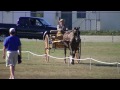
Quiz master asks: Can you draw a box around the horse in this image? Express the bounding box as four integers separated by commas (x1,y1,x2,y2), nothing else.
62,27,81,64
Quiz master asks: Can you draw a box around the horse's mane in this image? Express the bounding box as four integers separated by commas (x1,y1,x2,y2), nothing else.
63,27,80,42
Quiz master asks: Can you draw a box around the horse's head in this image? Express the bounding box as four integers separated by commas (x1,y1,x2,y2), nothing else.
73,27,81,42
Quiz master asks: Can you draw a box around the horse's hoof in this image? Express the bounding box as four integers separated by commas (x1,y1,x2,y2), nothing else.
77,61,80,64
71,62,74,65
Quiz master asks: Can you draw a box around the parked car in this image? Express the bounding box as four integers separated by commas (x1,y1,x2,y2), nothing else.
0,17,57,41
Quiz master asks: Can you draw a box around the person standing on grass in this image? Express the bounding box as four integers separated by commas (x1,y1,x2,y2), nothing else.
2,28,22,79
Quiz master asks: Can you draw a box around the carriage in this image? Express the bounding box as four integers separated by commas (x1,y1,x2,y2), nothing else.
44,28,81,64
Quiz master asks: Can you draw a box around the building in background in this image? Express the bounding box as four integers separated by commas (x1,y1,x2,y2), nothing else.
0,11,120,31
0,11,30,24
72,11,100,31
99,11,120,30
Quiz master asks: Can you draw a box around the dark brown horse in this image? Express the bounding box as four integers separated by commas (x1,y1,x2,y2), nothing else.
63,27,81,64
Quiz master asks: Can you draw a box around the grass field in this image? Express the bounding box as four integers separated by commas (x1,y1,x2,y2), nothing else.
0,39,120,79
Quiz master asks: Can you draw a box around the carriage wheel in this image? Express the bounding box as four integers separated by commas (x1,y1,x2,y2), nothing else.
75,39,81,64
44,34,50,62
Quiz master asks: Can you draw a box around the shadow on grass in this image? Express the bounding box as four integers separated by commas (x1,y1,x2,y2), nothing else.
22,63,47,66
19,60,118,67
78,62,117,67
0,62,5,64
22,62,64,66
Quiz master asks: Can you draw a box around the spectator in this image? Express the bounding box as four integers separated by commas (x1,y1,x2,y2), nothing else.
2,28,22,79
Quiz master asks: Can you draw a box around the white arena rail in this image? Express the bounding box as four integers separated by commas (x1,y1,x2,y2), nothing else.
0,49,120,73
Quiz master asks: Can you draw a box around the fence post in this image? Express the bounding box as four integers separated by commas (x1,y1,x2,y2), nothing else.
90,57,92,70
117,63,119,74
28,52,30,60
112,33,114,43
68,57,70,67
67,56,70,77
84,37,85,46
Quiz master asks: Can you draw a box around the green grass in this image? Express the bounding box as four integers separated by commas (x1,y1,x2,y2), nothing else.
0,40,120,79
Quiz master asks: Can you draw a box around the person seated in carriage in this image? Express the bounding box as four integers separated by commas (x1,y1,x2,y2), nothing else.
56,19,68,40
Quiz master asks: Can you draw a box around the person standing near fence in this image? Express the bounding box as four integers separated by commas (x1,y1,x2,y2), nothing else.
2,28,22,79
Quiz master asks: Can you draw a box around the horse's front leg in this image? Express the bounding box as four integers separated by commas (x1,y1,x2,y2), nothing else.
69,43,74,65
78,47,80,63
75,48,80,64
64,45,67,63
71,50,75,65
69,42,72,64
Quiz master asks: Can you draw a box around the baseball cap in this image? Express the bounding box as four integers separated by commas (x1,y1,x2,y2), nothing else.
9,28,15,33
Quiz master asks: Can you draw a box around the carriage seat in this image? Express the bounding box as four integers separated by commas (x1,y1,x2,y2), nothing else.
50,30,64,41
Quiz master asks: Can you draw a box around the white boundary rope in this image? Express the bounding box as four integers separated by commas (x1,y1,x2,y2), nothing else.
0,49,120,65
91,58,120,65
0,49,120,73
